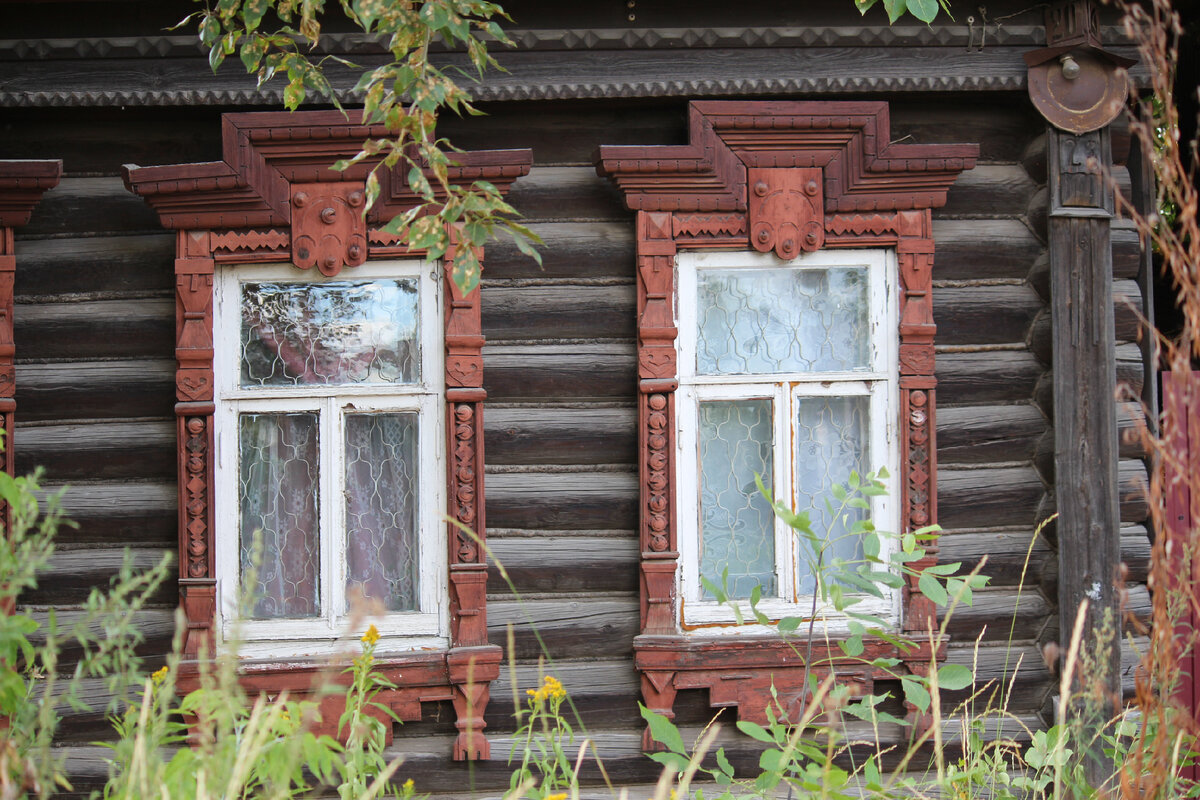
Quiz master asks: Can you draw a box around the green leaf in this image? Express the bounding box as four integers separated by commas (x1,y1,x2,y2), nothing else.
776,616,801,633
918,571,948,606
283,79,305,109
736,719,776,744
639,703,687,755
901,676,930,712
512,230,542,265
759,748,784,772
648,751,691,772
840,634,864,657
906,0,940,22
937,663,974,691
883,0,908,22
713,746,734,779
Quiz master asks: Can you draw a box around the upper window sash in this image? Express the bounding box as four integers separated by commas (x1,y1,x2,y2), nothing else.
215,260,442,401
677,249,895,385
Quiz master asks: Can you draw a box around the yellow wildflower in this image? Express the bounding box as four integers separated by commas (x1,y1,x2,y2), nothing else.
361,624,380,646
151,666,168,685
546,793,568,800
403,779,414,791
528,675,567,703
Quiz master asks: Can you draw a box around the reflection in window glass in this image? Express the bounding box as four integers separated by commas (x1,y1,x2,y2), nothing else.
696,267,869,376
239,412,320,619
698,399,776,599
240,279,420,387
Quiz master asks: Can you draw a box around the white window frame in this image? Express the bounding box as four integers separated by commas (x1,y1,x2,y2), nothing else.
213,260,447,659
676,248,901,633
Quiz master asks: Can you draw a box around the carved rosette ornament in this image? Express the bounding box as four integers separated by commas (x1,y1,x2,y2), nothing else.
123,112,529,760
598,101,975,740
0,160,61,532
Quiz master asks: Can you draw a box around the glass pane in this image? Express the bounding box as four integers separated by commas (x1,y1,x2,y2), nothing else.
240,279,420,387
794,396,870,594
697,267,870,376
344,413,419,612
698,399,776,599
239,413,320,619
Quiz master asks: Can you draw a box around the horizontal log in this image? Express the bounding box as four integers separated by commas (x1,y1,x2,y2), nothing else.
1112,220,1142,280
25,606,176,661
937,465,1045,529
16,359,174,423
484,406,636,466
38,481,175,547
938,523,1150,590
935,284,1042,347
938,528,1055,588
483,343,636,402
486,470,638,531
488,596,639,660
17,298,174,361
936,403,1046,465
21,546,175,606
504,166,629,221
20,176,162,237
936,351,1043,406
943,586,1052,642
487,535,639,595
932,219,1043,282
938,164,1038,220
483,221,634,281
14,234,174,300
15,419,176,481
481,283,635,341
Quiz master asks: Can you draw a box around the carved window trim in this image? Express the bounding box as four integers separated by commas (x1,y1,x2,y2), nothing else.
0,160,61,529
596,101,977,740
124,112,531,760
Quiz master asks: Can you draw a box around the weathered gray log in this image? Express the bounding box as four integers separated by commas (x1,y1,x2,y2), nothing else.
16,359,175,422
481,284,635,342
934,284,1042,347
485,470,638,531
484,407,636,466
14,234,173,299
15,420,175,480
483,343,636,402
486,535,639,595
936,404,1047,465
36,481,175,547
17,298,173,361
936,351,1044,406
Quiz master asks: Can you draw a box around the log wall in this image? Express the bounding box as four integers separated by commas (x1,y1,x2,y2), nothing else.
1,1,1152,793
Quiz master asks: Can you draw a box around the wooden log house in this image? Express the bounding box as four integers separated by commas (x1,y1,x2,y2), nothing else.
0,0,1154,793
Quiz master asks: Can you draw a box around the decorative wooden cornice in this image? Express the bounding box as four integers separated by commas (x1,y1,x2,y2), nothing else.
0,160,62,228
597,101,978,214
123,111,530,231
0,25,1135,61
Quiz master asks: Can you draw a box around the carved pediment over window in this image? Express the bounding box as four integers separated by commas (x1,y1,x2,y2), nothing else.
597,101,977,747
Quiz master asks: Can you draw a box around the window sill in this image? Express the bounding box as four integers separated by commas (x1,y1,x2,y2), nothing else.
176,643,501,759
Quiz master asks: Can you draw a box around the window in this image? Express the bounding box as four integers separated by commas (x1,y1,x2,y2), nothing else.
676,249,899,628
214,261,445,657
123,110,531,758
597,100,977,731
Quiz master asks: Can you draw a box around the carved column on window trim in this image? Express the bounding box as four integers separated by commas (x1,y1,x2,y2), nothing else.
0,159,62,536
175,230,217,657
442,228,499,761
0,230,13,540
638,211,680,636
